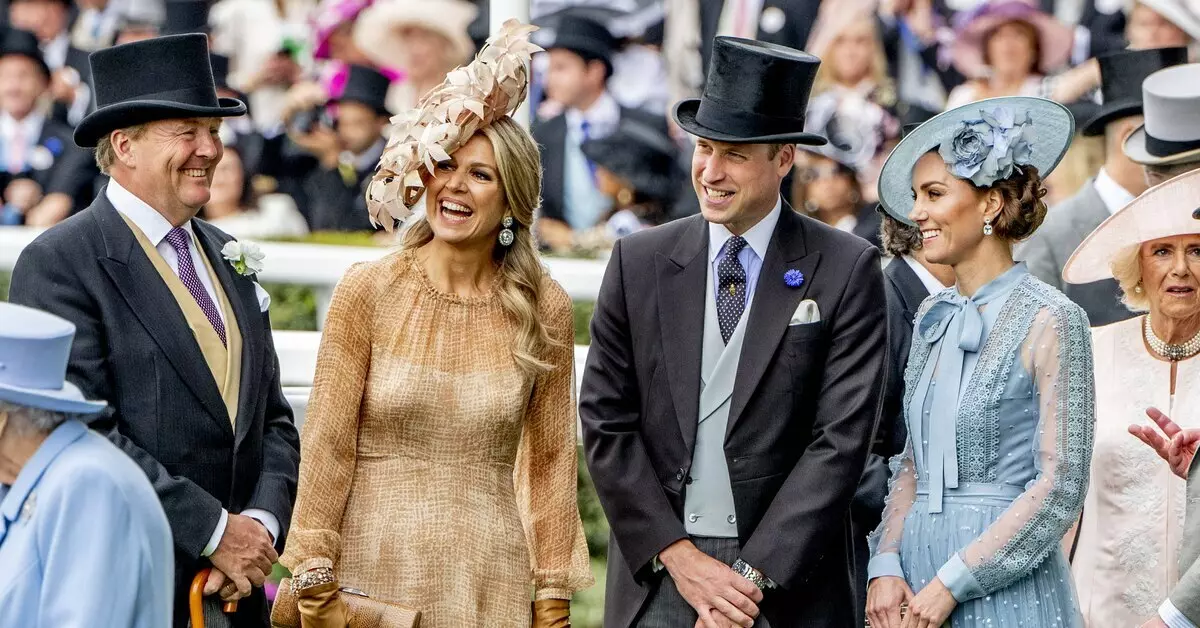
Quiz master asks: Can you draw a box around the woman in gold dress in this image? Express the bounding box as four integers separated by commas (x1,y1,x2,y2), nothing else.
279,22,593,628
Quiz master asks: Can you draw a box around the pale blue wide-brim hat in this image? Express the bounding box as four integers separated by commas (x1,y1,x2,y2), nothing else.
877,96,1074,226
0,302,107,416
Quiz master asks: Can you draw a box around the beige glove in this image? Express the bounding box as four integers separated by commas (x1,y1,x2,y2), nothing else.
532,599,571,628
298,580,350,628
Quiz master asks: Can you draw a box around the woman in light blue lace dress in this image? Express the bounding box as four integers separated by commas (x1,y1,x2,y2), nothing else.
865,96,1095,628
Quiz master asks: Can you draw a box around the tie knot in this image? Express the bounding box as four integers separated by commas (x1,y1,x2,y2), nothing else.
164,227,190,253
725,236,748,256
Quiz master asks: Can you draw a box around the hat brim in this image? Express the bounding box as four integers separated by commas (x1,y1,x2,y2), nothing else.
353,1,477,70
952,13,1074,79
74,97,247,148
877,96,1074,226
1080,102,1143,137
0,381,107,417
1123,124,1200,166
673,99,828,146
1063,168,1200,283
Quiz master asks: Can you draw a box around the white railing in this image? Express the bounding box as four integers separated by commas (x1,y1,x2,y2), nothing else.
0,226,608,328
275,331,589,429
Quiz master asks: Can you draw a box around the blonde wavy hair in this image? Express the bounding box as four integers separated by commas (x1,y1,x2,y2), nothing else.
811,13,893,97
1111,244,1150,313
400,116,557,377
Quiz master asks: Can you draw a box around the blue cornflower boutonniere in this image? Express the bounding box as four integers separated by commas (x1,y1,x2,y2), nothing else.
784,269,804,288
43,137,63,157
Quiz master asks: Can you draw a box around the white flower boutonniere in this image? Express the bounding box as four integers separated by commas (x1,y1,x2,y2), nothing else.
221,240,266,276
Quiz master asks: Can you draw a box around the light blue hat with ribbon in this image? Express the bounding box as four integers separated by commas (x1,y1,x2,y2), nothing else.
877,96,1074,226
0,302,107,416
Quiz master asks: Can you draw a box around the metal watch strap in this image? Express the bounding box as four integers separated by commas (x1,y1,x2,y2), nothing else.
731,559,773,590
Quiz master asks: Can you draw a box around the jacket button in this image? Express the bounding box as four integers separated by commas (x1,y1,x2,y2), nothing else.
727,515,737,524
675,470,684,482
688,513,699,523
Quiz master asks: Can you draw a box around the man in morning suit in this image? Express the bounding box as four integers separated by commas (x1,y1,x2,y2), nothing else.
8,34,301,628
580,37,888,628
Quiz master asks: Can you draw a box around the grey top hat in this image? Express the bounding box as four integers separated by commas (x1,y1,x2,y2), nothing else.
877,96,1073,226
1124,63,1200,166
0,303,107,417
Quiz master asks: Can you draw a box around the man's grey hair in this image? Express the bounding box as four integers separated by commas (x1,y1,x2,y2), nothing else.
1144,159,1200,188
0,400,75,436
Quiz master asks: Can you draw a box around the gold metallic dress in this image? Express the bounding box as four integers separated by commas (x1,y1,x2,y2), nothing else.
280,250,592,627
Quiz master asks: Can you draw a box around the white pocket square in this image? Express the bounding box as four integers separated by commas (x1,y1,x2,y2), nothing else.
253,282,271,313
789,299,820,325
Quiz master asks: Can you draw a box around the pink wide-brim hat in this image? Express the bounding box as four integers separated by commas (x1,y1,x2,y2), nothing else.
312,0,373,60
950,0,1074,79
353,0,478,71
1063,168,1200,284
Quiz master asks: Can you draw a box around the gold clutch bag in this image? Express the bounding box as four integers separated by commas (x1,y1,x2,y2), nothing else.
271,578,421,628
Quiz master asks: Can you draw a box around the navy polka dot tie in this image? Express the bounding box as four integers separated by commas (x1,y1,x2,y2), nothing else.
165,227,227,347
717,236,748,344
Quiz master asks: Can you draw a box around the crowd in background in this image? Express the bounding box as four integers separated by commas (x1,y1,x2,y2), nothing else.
0,0,1196,254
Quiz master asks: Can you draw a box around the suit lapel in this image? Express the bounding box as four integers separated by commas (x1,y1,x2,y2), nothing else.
1072,181,1112,245
93,195,232,435
727,207,818,437
656,216,708,450
887,258,931,319
194,220,262,445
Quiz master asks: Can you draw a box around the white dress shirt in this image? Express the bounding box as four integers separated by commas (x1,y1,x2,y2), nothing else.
107,178,279,553
0,112,44,173
902,254,950,296
1161,599,1197,628
1093,167,1137,216
707,197,782,309
564,89,621,141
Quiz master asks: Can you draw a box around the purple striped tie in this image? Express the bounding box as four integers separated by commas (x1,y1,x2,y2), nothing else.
164,227,227,347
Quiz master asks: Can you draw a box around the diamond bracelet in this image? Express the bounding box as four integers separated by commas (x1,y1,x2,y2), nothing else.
291,567,336,593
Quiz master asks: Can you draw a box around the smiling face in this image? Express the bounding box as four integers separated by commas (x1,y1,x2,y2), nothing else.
423,132,506,248
118,117,224,219
693,139,794,235
1140,235,1200,324
909,151,1000,266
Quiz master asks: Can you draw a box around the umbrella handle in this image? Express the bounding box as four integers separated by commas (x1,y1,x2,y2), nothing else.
190,568,240,628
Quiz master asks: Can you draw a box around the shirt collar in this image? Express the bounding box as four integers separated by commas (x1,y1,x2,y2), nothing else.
565,90,621,137
106,177,195,246
708,196,782,263
1094,168,1136,215
0,420,87,528
902,254,949,296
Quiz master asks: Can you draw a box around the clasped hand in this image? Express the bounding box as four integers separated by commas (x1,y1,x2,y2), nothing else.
203,514,278,601
660,540,763,628
867,575,956,628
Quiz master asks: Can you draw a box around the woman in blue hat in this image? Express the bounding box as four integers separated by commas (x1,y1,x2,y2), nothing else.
864,97,1094,628
0,302,174,627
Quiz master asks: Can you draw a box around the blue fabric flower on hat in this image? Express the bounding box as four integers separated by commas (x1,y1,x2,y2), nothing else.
938,106,1035,187
784,269,804,287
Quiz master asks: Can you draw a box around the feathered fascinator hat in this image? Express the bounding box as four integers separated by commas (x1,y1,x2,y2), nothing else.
365,19,542,231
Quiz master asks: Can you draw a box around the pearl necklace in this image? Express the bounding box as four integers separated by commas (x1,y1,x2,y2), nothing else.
1143,314,1200,362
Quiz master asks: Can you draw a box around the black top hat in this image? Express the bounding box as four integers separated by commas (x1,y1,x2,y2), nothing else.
332,65,391,117
1080,46,1187,136
209,52,230,90
74,34,246,148
673,38,826,145
547,14,617,65
164,0,210,35
0,28,49,78
582,116,684,203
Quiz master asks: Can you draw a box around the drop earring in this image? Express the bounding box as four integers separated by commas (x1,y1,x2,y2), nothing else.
1135,282,1144,294
983,217,994,236
498,216,515,247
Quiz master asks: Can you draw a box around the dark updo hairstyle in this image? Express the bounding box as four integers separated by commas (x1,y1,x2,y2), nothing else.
980,165,1049,242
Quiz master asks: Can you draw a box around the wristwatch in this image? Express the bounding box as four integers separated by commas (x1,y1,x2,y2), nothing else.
731,559,775,590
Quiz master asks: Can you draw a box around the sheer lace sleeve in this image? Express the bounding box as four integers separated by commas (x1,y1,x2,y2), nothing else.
936,305,1095,601
867,437,918,580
